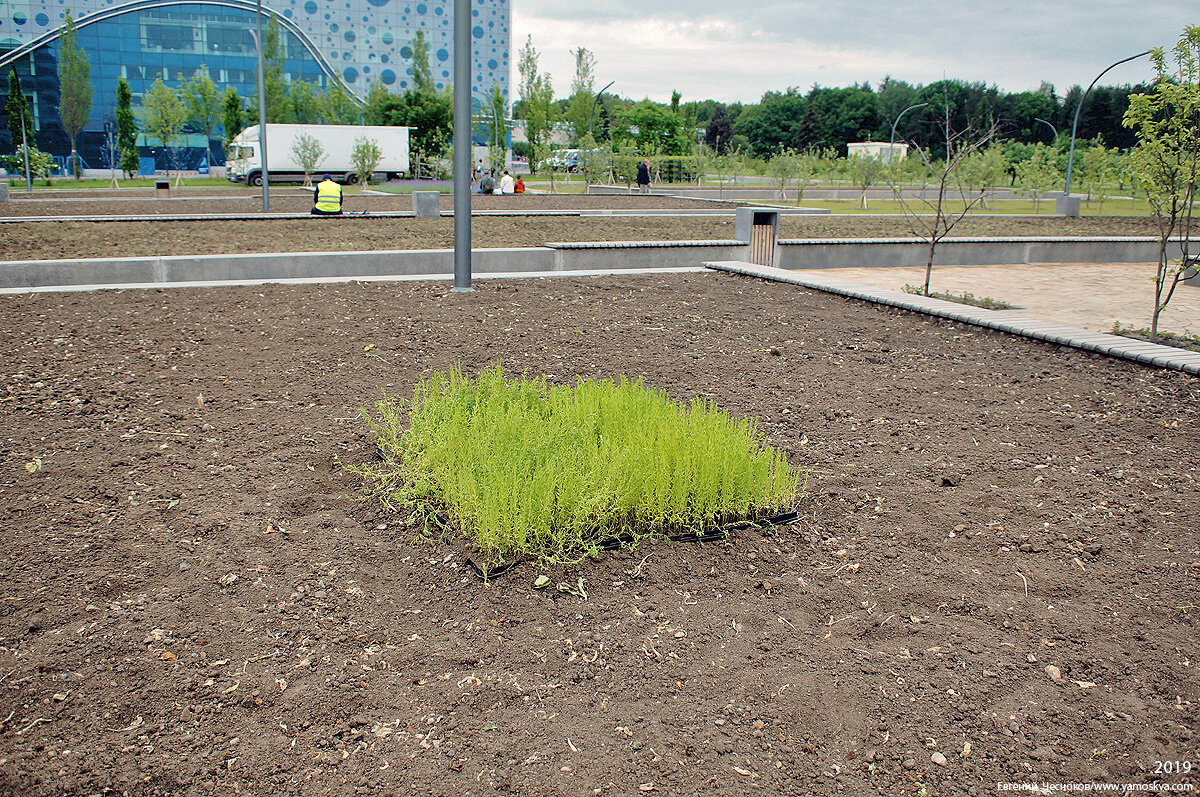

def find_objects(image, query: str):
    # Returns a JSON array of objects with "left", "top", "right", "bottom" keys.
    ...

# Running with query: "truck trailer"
[{"left": 226, "top": 124, "right": 411, "bottom": 185}]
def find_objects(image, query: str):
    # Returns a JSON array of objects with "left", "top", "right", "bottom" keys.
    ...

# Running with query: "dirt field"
[
  {"left": 1, "top": 271, "right": 1197, "bottom": 796},
  {"left": 0, "top": 188, "right": 1162, "bottom": 261}
]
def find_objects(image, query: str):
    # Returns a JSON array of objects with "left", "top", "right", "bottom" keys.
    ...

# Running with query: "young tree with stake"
[
  {"left": 1123, "top": 26, "right": 1200, "bottom": 341},
  {"left": 57, "top": 12, "right": 92, "bottom": 179},
  {"left": 892, "top": 94, "right": 998, "bottom": 296}
]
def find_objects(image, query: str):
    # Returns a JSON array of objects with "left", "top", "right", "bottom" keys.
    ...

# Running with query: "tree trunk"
[
  {"left": 923, "top": 242, "right": 935, "bottom": 296},
  {"left": 1151, "top": 242, "right": 1168, "bottom": 341}
]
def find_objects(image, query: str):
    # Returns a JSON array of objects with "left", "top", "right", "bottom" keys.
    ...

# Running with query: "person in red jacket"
[{"left": 514, "top": 175, "right": 525, "bottom": 194}]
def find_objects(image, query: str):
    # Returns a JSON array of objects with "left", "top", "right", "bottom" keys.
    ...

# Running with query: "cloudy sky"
[{"left": 511, "top": 1, "right": 1195, "bottom": 104}]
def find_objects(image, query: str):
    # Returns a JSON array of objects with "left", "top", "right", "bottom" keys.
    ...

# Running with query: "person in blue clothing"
[{"left": 636, "top": 159, "right": 651, "bottom": 194}]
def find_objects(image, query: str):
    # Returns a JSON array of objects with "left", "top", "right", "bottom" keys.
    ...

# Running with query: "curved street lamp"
[
  {"left": 1033, "top": 116, "right": 1057, "bottom": 143},
  {"left": 1063, "top": 50, "right": 1151, "bottom": 197},
  {"left": 890, "top": 102, "right": 928, "bottom": 162},
  {"left": 589, "top": 80, "right": 615, "bottom": 138}
]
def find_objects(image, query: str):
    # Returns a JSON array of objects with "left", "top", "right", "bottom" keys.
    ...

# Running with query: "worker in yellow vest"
[{"left": 311, "top": 173, "right": 343, "bottom": 216}]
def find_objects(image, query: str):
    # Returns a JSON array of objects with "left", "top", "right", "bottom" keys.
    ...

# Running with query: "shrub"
[{"left": 356, "top": 364, "right": 802, "bottom": 565}]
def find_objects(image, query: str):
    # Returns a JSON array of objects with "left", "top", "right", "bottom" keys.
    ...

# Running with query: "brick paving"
[
  {"left": 706, "top": 261, "right": 1200, "bottom": 376},
  {"left": 791, "top": 261, "right": 1200, "bottom": 335}
]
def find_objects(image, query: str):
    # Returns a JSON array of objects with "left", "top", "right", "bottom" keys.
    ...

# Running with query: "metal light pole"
[
  {"left": 451, "top": 0, "right": 472, "bottom": 291},
  {"left": 254, "top": 0, "right": 270, "bottom": 211},
  {"left": 1033, "top": 117, "right": 1057, "bottom": 143},
  {"left": 589, "top": 80, "right": 614, "bottom": 137},
  {"left": 890, "top": 102, "right": 928, "bottom": 163},
  {"left": 1064, "top": 50, "right": 1151, "bottom": 197}
]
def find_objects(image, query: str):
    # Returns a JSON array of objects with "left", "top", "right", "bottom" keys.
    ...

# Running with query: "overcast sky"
[{"left": 511, "top": 1, "right": 1195, "bottom": 104}]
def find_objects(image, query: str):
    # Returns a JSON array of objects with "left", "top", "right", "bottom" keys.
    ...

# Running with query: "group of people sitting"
[
  {"left": 310, "top": 167, "right": 527, "bottom": 216},
  {"left": 477, "top": 169, "right": 524, "bottom": 195}
]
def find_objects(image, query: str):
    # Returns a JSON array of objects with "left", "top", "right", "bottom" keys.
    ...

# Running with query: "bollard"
[
  {"left": 412, "top": 190, "right": 440, "bottom": 218},
  {"left": 1054, "top": 194, "right": 1081, "bottom": 217}
]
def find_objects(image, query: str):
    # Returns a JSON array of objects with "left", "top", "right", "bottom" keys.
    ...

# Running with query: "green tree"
[
  {"left": 485, "top": 84, "right": 508, "bottom": 171},
  {"left": 805, "top": 86, "right": 881, "bottom": 153},
  {"left": 848, "top": 153, "right": 884, "bottom": 208},
  {"left": 564, "top": 46, "right": 596, "bottom": 143},
  {"left": 288, "top": 79, "right": 321, "bottom": 124},
  {"left": 893, "top": 92, "right": 999, "bottom": 295},
  {"left": 351, "top": 135, "right": 382, "bottom": 185},
  {"left": 290, "top": 132, "right": 325, "bottom": 186},
  {"left": 733, "top": 89, "right": 805, "bottom": 158},
  {"left": 1122, "top": 26, "right": 1200, "bottom": 340},
  {"left": 518, "top": 36, "right": 556, "bottom": 173},
  {"left": 57, "top": 12, "right": 93, "bottom": 178},
  {"left": 220, "top": 86, "right": 243, "bottom": 156},
  {"left": 140, "top": 77, "right": 187, "bottom": 178},
  {"left": 374, "top": 88, "right": 452, "bottom": 157},
  {"left": 1080, "top": 139, "right": 1120, "bottom": 212},
  {"left": 262, "top": 16, "right": 290, "bottom": 122},
  {"left": 957, "top": 145, "right": 1009, "bottom": 208},
  {"left": 5, "top": 69, "right": 33, "bottom": 155},
  {"left": 766, "top": 147, "right": 801, "bottom": 201},
  {"left": 116, "top": 77, "right": 139, "bottom": 177},
  {"left": 363, "top": 82, "right": 392, "bottom": 125},
  {"left": 1014, "top": 144, "right": 1060, "bottom": 213},
  {"left": 410, "top": 30, "right": 434, "bottom": 94},
  {"left": 183, "top": 65, "right": 221, "bottom": 160},
  {"left": 322, "top": 83, "right": 361, "bottom": 125},
  {"left": 613, "top": 100, "right": 688, "bottom": 155},
  {"left": 705, "top": 105, "right": 733, "bottom": 154}
]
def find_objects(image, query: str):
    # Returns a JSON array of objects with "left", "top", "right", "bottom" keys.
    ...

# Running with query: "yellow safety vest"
[{"left": 315, "top": 180, "right": 342, "bottom": 213}]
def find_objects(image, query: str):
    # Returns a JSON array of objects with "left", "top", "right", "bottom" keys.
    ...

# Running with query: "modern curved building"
[{"left": 0, "top": 0, "right": 509, "bottom": 166}]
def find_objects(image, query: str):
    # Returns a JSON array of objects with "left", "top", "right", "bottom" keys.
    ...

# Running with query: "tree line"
[{"left": 0, "top": 14, "right": 1174, "bottom": 179}]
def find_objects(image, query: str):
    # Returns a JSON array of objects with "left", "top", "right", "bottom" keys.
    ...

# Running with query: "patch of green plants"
[
  {"left": 354, "top": 364, "right": 802, "bottom": 565},
  {"left": 902, "top": 284, "right": 1018, "bottom": 310},
  {"left": 1111, "top": 322, "right": 1200, "bottom": 353}
]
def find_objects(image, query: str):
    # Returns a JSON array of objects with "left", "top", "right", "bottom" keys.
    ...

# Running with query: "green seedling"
[{"left": 354, "top": 364, "right": 802, "bottom": 565}]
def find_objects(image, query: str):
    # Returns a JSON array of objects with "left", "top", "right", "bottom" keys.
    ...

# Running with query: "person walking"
[
  {"left": 636, "top": 159, "right": 651, "bottom": 194},
  {"left": 311, "top": 173, "right": 343, "bottom": 216}
]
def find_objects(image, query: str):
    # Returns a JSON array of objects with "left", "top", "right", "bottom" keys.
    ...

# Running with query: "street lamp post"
[
  {"left": 589, "top": 80, "right": 614, "bottom": 138},
  {"left": 451, "top": 0, "right": 472, "bottom": 291},
  {"left": 1033, "top": 117, "right": 1057, "bottom": 143},
  {"left": 1064, "top": 50, "right": 1151, "bottom": 199},
  {"left": 254, "top": 0, "right": 269, "bottom": 211},
  {"left": 890, "top": 102, "right": 928, "bottom": 163}
]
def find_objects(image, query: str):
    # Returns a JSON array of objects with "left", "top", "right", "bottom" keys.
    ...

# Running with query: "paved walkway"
[
  {"left": 791, "top": 262, "right": 1200, "bottom": 336},
  {"left": 706, "top": 261, "right": 1200, "bottom": 376}
]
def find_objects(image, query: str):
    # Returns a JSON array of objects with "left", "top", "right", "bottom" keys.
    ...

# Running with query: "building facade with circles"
[{"left": 0, "top": 0, "right": 509, "bottom": 168}]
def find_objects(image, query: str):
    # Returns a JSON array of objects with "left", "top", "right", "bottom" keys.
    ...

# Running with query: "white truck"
[{"left": 226, "top": 124, "right": 411, "bottom": 186}]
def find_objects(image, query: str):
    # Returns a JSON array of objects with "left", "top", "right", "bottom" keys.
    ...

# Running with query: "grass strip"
[
  {"left": 902, "top": 284, "right": 1019, "bottom": 310},
  {"left": 355, "top": 364, "right": 802, "bottom": 565}
]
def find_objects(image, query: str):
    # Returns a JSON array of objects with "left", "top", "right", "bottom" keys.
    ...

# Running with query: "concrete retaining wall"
[
  {"left": 548, "top": 241, "right": 746, "bottom": 271},
  {"left": 778, "top": 237, "right": 1175, "bottom": 269},
  {"left": 0, "top": 248, "right": 554, "bottom": 289},
  {"left": 0, "top": 237, "right": 1183, "bottom": 291}
]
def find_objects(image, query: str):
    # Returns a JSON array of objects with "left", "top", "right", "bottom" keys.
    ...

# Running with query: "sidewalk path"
[{"left": 792, "top": 262, "right": 1200, "bottom": 335}]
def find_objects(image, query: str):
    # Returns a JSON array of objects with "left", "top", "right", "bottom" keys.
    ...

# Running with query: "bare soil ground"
[
  {"left": 0, "top": 188, "right": 1162, "bottom": 261},
  {"left": 1, "top": 271, "right": 1197, "bottom": 796}
]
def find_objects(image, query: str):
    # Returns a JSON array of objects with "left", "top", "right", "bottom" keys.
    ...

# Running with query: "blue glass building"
[{"left": 0, "top": 0, "right": 509, "bottom": 165}]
